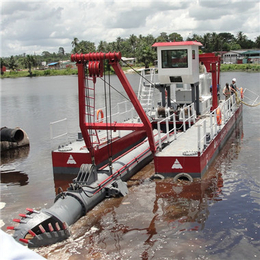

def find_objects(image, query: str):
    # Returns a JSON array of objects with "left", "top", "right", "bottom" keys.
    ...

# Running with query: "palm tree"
[
  {"left": 236, "top": 31, "right": 248, "bottom": 49},
  {"left": 71, "top": 37, "right": 79, "bottom": 53},
  {"left": 129, "top": 34, "right": 138, "bottom": 57},
  {"left": 23, "top": 55, "right": 36, "bottom": 77}
]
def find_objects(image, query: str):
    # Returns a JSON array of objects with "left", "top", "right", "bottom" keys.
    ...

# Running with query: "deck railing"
[
  {"left": 95, "top": 100, "right": 137, "bottom": 124},
  {"left": 156, "top": 96, "right": 237, "bottom": 154},
  {"left": 157, "top": 113, "right": 177, "bottom": 151},
  {"left": 50, "top": 118, "right": 68, "bottom": 140},
  {"left": 197, "top": 95, "right": 236, "bottom": 153},
  {"left": 50, "top": 118, "right": 70, "bottom": 149},
  {"left": 156, "top": 102, "right": 196, "bottom": 151},
  {"left": 180, "top": 103, "right": 196, "bottom": 132}
]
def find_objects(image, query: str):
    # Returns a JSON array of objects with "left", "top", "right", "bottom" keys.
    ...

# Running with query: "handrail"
[
  {"left": 95, "top": 100, "right": 136, "bottom": 123},
  {"left": 197, "top": 94, "right": 236, "bottom": 153},
  {"left": 156, "top": 103, "right": 196, "bottom": 151},
  {"left": 180, "top": 103, "right": 196, "bottom": 132},
  {"left": 50, "top": 118, "right": 68, "bottom": 140},
  {"left": 137, "top": 68, "right": 156, "bottom": 116},
  {"left": 157, "top": 113, "right": 177, "bottom": 151}
]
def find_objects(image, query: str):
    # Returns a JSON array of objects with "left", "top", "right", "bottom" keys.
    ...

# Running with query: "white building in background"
[
  {"left": 222, "top": 50, "right": 246, "bottom": 64},
  {"left": 121, "top": 57, "right": 136, "bottom": 66}
]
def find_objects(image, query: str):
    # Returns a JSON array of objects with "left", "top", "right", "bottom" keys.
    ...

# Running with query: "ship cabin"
[{"left": 152, "top": 41, "right": 213, "bottom": 116}]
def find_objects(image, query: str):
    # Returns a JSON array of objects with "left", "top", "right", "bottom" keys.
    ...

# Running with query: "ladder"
[
  {"left": 138, "top": 68, "right": 156, "bottom": 117},
  {"left": 84, "top": 77, "right": 100, "bottom": 146}
]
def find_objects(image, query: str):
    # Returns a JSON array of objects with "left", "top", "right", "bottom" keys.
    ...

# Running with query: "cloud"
[{"left": 0, "top": 0, "right": 259, "bottom": 57}]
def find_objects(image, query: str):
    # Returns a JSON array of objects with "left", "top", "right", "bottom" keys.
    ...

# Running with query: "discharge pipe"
[{"left": 0, "top": 127, "right": 24, "bottom": 142}]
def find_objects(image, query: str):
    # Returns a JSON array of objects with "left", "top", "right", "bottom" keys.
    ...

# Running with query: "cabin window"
[{"left": 161, "top": 49, "right": 188, "bottom": 68}]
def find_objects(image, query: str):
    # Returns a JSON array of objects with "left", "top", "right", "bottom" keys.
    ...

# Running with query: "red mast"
[
  {"left": 71, "top": 52, "right": 156, "bottom": 164},
  {"left": 199, "top": 53, "right": 221, "bottom": 111}
]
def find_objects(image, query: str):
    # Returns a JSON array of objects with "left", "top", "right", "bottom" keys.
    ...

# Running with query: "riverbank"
[{"left": 1, "top": 64, "right": 260, "bottom": 78}]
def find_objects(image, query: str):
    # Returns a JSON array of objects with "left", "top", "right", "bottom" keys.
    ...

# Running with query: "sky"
[{"left": 0, "top": 0, "right": 259, "bottom": 57}]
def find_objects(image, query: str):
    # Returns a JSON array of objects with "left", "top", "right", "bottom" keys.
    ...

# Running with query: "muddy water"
[{"left": 1, "top": 72, "right": 260, "bottom": 259}]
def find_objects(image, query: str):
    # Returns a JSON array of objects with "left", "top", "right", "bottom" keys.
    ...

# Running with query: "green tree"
[
  {"left": 255, "top": 35, "right": 260, "bottom": 48},
  {"left": 236, "top": 31, "right": 248, "bottom": 49},
  {"left": 58, "top": 47, "right": 65, "bottom": 56},
  {"left": 136, "top": 43, "right": 156, "bottom": 68},
  {"left": 128, "top": 34, "right": 138, "bottom": 57},
  {"left": 23, "top": 55, "right": 37, "bottom": 76},
  {"left": 97, "top": 41, "right": 108, "bottom": 52},
  {"left": 9, "top": 56, "right": 17, "bottom": 71},
  {"left": 222, "top": 42, "right": 231, "bottom": 51},
  {"left": 73, "top": 40, "right": 96, "bottom": 53},
  {"left": 71, "top": 37, "right": 79, "bottom": 53},
  {"left": 156, "top": 32, "right": 169, "bottom": 42},
  {"left": 168, "top": 32, "right": 183, "bottom": 42},
  {"left": 230, "top": 43, "right": 241, "bottom": 50},
  {"left": 202, "top": 33, "right": 211, "bottom": 52},
  {"left": 218, "top": 32, "right": 235, "bottom": 44}
]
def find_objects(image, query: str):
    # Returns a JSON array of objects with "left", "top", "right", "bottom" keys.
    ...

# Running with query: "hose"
[{"left": 234, "top": 90, "right": 260, "bottom": 107}]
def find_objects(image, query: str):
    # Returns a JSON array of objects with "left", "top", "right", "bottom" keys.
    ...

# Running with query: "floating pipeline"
[
  {"left": 0, "top": 127, "right": 24, "bottom": 142},
  {"left": 0, "top": 127, "right": 29, "bottom": 151},
  {"left": 8, "top": 134, "right": 157, "bottom": 248}
]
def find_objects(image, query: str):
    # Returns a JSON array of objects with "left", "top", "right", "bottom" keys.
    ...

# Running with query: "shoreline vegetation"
[{"left": 1, "top": 63, "right": 260, "bottom": 79}]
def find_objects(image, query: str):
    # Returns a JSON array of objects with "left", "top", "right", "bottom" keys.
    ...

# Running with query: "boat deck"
[
  {"left": 156, "top": 103, "right": 238, "bottom": 158},
  {"left": 158, "top": 124, "right": 202, "bottom": 157}
]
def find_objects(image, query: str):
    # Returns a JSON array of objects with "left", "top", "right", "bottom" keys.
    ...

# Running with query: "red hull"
[
  {"left": 154, "top": 105, "right": 243, "bottom": 178},
  {"left": 52, "top": 130, "right": 147, "bottom": 174}
]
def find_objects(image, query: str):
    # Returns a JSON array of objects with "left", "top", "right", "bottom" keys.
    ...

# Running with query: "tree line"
[{"left": 1, "top": 31, "right": 260, "bottom": 73}]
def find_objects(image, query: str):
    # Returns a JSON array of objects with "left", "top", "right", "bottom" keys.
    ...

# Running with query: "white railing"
[
  {"left": 180, "top": 103, "right": 196, "bottom": 132},
  {"left": 137, "top": 68, "right": 156, "bottom": 99},
  {"left": 137, "top": 68, "right": 156, "bottom": 116},
  {"left": 157, "top": 113, "right": 177, "bottom": 151},
  {"left": 156, "top": 102, "right": 196, "bottom": 151},
  {"left": 50, "top": 118, "right": 70, "bottom": 149},
  {"left": 50, "top": 118, "right": 68, "bottom": 140},
  {"left": 95, "top": 100, "right": 137, "bottom": 123},
  {"left": 197, "top": 95, "right": 235, "bottom": 153},
  {"left": 197, "top": 119, "right": 207, "bottom": 153}
]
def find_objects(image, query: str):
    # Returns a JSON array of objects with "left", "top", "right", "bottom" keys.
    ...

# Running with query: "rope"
[{"left": 234, "top": 90, "right": 260, "bottom": 107}]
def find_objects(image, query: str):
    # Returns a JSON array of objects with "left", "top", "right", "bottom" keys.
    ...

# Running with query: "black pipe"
[{"left": 0, "top": 127, "right": 24, "bottom": 142}]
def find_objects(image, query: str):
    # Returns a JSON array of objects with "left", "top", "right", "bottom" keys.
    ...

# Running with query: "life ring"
[
  {"left": 240, "top": 88, "right": 244, "bottom": 99},
  {"left": 97, "top": 109, "right": 104, "bottom": 122},
  {"left": 216, "top": 108, "right": 222, "bottom": 125}
]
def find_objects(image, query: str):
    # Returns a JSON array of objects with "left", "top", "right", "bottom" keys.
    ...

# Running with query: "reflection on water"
[
  {"left": 0, "top": 146, "right": 30, "bottom": 165},
  {"left": 0, "top": 168, "right": 29, "bottom": 186},
  {"left": 53, "top": 173, "right": 76, "bottom": 194},
  {"left": 0, "top": 146, "right": 30, "bottom": 186}
]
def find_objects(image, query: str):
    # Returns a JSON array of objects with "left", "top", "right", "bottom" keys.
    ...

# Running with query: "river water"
[{"left": 0, "top": 72, "right": 259, "bottom": 260}]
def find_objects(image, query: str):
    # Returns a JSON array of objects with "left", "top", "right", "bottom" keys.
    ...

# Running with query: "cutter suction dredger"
[
  {"left": 9, "top": 136, "right": 156, "bottom": 248},
  {"left": 9, "top": 52, "right": 158, "bottom": 247}
]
